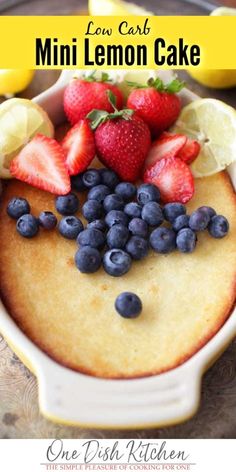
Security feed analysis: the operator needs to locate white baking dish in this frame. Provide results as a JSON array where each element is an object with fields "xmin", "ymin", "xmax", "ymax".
[{"xmin": 0, "ymin": 70, "xmax": 235, "ymax": 429}]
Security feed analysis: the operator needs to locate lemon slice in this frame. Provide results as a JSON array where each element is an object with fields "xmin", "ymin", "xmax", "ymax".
[
  {"xmin": 172, "ymin": 98, "xmax": 236, "ymax": 178},
  {"xmin": 88, "ymin": 0, "xmax": 153, "ymax": 15},
  {"xmin": 0, "ymin": 98, "xmax": 54, "ymax": 178},
  {"xmin": 0, "ymin": 70, "xmax": 35, "ymax": 96}
]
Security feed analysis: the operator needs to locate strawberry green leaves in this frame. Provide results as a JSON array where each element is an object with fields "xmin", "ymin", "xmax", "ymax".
[
  {"xmin": 81, "ymin": 70, "xmax": 113, "ymax": 83},
  {"xmin": 164, "ymin": 79, "xmax": 185, "ymax": 93},
  {"xmin": 87, "ymin": 90, "xmax": 134, "ymax": 130},
  {"xmin": 126, "ymin": 77, "xmax": 185, "ymax": 94}
]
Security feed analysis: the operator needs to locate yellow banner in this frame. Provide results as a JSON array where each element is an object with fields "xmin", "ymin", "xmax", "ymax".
[{"xmin": 0, "ymin": 16, "xmax": 235, "ymax": 69}]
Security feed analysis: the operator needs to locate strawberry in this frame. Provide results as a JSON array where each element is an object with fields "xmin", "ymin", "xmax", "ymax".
[
  {"xmin": 10, "ymin": 134, "xmax": 71, "ymax": 195},
  {"xmin": 144, "ymin": 132, "xmax": 187, "ymax": 170},
  {"xmin": 88, "ymin": 92, "xmax": 151, "ymax": 182},
  {"xmin": 61, "ymin": 119, "xmax": 96, "ymax": 175},
  {"xmin": 144, "ymin": 132, "xmax": 200, "ymax": 170},
  {"xmin": 177, "ymin": 137, "xmax": 200, "ymax": 164},
  {"xmin": 143, "ymin": 156, "xmax": 194, "ymax": 204},
  {"xmin": 127, "ymin": 78, "xmax": 184, "ymax": 137},
  {"xmin": 64, "ymin": 72, "xmax": 123, "ymax": 125}
]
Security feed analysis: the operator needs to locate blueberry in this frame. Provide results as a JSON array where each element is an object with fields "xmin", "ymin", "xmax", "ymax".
[
  {"xmin": 103, "ymin": 194, "xmax": 124, "ymax": 213},
  {"xmin": 115, "ymin": 182, "xmax": 136, "ymax": 202},
  {"xmin": 124, "ymin": 202, "xmax": 142, "ymax": 219},
  {"xmin": 55, "ymin": 193, "xmax": 79, "ymax": 215},
  {"xmin": 77, "ymin": 228, "xmax": 105, "ymax": 249},
  {"xmin": 87, "ymin": 219, "xmax": 107, "ymax": 232},
  {"xmin": 100, "ymin": 168, "xmax": 120, "ymax": 189},
  {"xmin": 16, "ymin": 214, "xmax": 39, "ymax": 238},
  {"xmin": 82, "ymin": 168, "xmax": 101, "ymax": 188},
  {"xmin": 208, "ymin": 215, "xmax": 229, "ymax": 239},
  {"xmin": 141, "ymin": 202, "xmax": 164, "ymax": 227},
  {"xmin": 126, "ymin": 236, "xmax": 149, "ymax": 260},
  {"xmin": 58, "ymin": 216, "xmax": 83, "ymax": 240},
  {"xmin": 198, "ymin": 206, "xmax": 216, "ymax": 220},
  {"xmin": 137, "ymin": 183, "xmax": 160, "ymax": 205},
  {"xmin": 150, "ymin": 227, "xmax": 176, "ymax": 254},
  {"xmin": 106, "ymin": 224, "xmax": 129, "ymax": 249},
  {"xmin": 71, "ymin": 173, "xmax": 87, "ymax": 192},
  {"xmin": 189, "ymin": 208, "xmax": 210, "ymax": 231},
  {"xmin": 38, "ymin": 211, "xmax": 57, "ymax": 230},
  {"xmin": 115, "ymin": 292, "xmax": 142, "ymax": 318},
  {"xmin": 88, "ymin": 184, "xmax": 111, "ymax": 203},
  {"xmin": 103, "ymin": 249, "xmax": 131, "ymax": 277},
  {"xmin": 82, "ymin": 200, "xmax": 103, "ymax": 222},
  {"xmin": 7, "ymin": 197, "xmax": 30, "ymax": 219},
  {"xmin": 172, "ymin": 214, "xmax": 190, "ymax": 232},
  {"xmin": 163, "ymin": 203, "xmax": 186, "ymax": 223},
  {"xmin": 105, "ymin": 210, "xmax": 129, "ymax": 228},
  {"xmin": 176, "ymin": 228, "xmax": 197, "ymax": 253},
  {"xmin": 128, "ymin": 218, "xmax": 149, "ymax": 239},
  {"xmin": 75, "ymin": 246, "xmax": 101, "ymax": 273}
]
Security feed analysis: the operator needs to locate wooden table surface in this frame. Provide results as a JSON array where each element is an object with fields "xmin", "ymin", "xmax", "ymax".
[{"xmin": 0, "ymin": 0, "xmax": 236, "ymax": 439}]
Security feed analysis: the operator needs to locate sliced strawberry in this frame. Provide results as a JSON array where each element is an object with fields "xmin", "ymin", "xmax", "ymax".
[
  {"xmin": 143, "ymin": 156, "xmax": 194, "ymax": 204},
  {"xmin": 177, "ymin": 138, "xmax": 200, "ymax": 164},
  {"xmin": 62, "ymin": 119, "xmax": 96, "ymax": 175},
  {"xmin": 10, "ymin": 134, "xmax": 71, "ymax": 195},
  {"xmin": 144, "ymin": 132, "xmax": 187, "ymax": 170}
]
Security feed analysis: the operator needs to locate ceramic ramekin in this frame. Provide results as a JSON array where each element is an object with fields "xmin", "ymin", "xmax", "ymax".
[{"xmin": 0, "ymin": 70, "xmax": 235, "ymax": 429}]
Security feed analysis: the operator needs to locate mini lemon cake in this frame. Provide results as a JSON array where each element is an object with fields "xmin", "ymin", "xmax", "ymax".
[{"xmin": 0, "ymin": 172, "xmax": 235, "ymax": 378}]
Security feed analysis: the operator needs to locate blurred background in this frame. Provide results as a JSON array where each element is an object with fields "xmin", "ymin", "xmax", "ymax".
[{"xmin": 0, "ymin": 0, "xmax": 235, "ymax": 15}]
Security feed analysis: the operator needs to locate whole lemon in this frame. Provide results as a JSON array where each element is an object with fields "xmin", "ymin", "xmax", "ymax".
[
  {"xmin": 188, "ymin": 69, "xmax": 236, "ymax": 89},
  {"xmin": 0, "ymin": 69, "xmax": 35, "ymax": 96}
]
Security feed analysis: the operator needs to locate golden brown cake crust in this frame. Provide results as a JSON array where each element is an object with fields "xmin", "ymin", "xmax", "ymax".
[{"xmin": 0, "ymin": 172, "xmax": 236, "ymax": 379}]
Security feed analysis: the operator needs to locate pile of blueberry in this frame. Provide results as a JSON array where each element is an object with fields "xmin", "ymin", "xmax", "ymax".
[
  {"xmin": 6, "ymin": 168, "xmax": 230, "ymax": 318},
  {"xmin": 7, "ymin": 167, "xmax": 229, "ymax": 280}
]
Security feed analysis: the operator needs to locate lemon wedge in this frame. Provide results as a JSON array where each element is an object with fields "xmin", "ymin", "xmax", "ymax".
[
  {"xmin": 0, "ymin": 98, "xmax": 54, "ymax": 178},
  {"xmin": 172, "ymin": 98, "xmax": 236, "ymax": 178},
  {"xmin": 88, "ymin": 0, "xmax": 153, "ymax": 15},
  {"xmin": 0, "ymin": 70, "xmax": 35, "ymax": 96}
]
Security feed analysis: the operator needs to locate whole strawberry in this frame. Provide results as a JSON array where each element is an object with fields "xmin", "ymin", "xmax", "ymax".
[
  {"xmin": 64, "ymin": 72, "xmax": 123, "ymax": 125},
  {"xmin": 127, "ymin": 77, "xmax": 184, "ymax": 137},
  {"xmin": 88, "ymin": 92, "xmax": 151, "ymax": 182}
]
